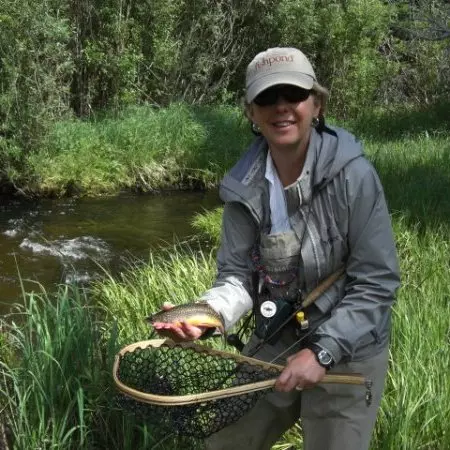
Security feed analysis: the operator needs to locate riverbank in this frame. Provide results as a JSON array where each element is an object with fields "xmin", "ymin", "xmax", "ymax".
[
  {"xmin": 5, "ymin": 102, "xmax": 449, "ymax": 199},
  {"xmin": 8, "ymin": 104, "xmax": 251, "ymax": 197}
]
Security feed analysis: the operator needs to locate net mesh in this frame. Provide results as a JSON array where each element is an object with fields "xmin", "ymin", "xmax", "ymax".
[{"xmin": 115, "ymin": 343, "xmax": 281, "ymax": 438}]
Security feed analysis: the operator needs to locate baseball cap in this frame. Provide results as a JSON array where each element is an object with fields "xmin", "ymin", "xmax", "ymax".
[{"xmin": 245, "ymin": 47, "xmax": 317, "ymax": 103}]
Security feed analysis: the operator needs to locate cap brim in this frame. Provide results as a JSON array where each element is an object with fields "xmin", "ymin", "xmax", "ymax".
[{"xmin": 246, "ymin": 72, "xmax": 315, "ymax": 103}]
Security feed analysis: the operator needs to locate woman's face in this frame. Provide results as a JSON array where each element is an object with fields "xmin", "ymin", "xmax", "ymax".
[{"xmin": 248, "ymin": 85, "xmax": 321, "ymax": 152}]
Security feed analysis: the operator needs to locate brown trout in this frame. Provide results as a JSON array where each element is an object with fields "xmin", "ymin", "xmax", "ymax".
[{"xmin": 146, "ymin": 302, "xmax": 225, "ymax": 333}]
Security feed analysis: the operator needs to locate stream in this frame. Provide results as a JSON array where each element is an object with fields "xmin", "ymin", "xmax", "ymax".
[{"xmin": 0, "ymin": 191, "xmax": 220, "ymax": 315}]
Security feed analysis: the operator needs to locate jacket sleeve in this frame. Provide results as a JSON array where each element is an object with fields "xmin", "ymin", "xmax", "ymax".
[
  {"xmin": 314, "ymin": 164, "xmax": 401, "ymax": 363},
  {"xmin": 198, "ymin": 201, "xmax": 256, "ymax": 330}
]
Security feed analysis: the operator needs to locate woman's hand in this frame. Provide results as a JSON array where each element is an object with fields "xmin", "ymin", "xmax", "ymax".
[
  {"xmin": 151, "ymin": 302, "xmax": 207, "ymax": 342},
  {"xmin": 274, "ymin": 348, "xmax": 326, "ymax": 392}
]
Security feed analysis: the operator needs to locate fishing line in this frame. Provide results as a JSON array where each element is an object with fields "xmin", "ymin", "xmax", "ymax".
[{"xmin": 268, "ymin": 314, "xmax": 330, "ymax": 365}]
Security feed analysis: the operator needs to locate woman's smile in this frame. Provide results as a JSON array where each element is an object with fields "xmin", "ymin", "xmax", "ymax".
[{"xmin": 272, "ymin": 120, "xmax": 296, "ymax": 128}]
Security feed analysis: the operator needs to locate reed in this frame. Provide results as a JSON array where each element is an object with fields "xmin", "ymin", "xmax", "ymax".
[
  {"xmin": 0, "ymin": 282, "xmax": 204, "ymax": 449},
  {"xmin": 374, "ymin": 221, "xmax": 450, "ymax": 449},
  {"xmin": 94, "ymin": 243, "xmax": 217, "ymax": 345},
  {"xmin": 1, "ymin": 214, "xmax": 449, "ymax": 448},
  {"xmin": 0, "ymin": 286, "xmax": 97, "ymax": 449}
]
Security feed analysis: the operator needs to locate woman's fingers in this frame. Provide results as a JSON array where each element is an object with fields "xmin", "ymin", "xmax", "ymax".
[
  {"xmin": 274, "ymin": 349, "xmax": 326, "ymax": 392},
  {"xmin": 152, "ymin": 321, "xmax": 206, "ymax": 341},
  {"xmin": 180, "ymin": 321, "xmax": 207, "ymax": 339},
  {"xmin": 274, "ymin": 370, "xmax": 295, "ymax": 392},
  {"xmin": 162, "ymin": 302, "xmax": 175, "ymax": 311}
]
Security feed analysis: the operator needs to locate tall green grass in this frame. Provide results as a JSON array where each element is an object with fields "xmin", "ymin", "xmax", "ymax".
[
  {"xmin": 26, "ymin": 104, "xmax": 251, "ymax": 196},
  {"xmin": 0, "ymin": 284, "xmax": 204, "ymax": 449},
  {"xmin": 374, "ymin": 221, "xmax": 450, "ymax": 450},
  {"xmin": 1, "ymin": 286, "xmax": 101, "ymax": 449},
  {"xmin": 94, "ymin": 244, "xmax": 217, "ymax": 344},
  {"xmin": 1, "ymin": 215, "xmax": 449, "ymax": 449},
  {"xmin": 22, "ymin": 102, "xmax": 450, "ymax": 198}
]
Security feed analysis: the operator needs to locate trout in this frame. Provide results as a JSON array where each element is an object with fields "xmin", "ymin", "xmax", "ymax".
[{"xmin": 146, "ymin": 302, "xmax": 225, "ymax": 333}]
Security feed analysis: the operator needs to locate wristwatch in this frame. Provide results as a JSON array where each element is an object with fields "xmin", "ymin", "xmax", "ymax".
[{"xmin": 308, "ymin": 344, "xmax": 334, "ymax": 370}]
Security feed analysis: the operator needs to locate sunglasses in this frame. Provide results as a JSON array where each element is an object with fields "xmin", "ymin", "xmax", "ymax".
[{"xmin": 253, "ymin": 85, "xmax": 311, "ymax": 106}]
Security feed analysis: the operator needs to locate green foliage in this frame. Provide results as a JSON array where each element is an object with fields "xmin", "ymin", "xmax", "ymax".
[
  {"xmin": 136, "ymin": 0, "xmax": 274, "ymax": 105},
  {"xmin": 274, "ymin": 0, "xmax": 395, "ymax": 116},
  {"xmin": 0, "ymin": 0, "xmax": 73, "ymax": 168},
  {"xmin": 68, "ymin": 0, "xmax": 143, "ymax": 114},
  {"xmin": 386, "ymin": 0, "xmax": 450, "ymax": 105}
]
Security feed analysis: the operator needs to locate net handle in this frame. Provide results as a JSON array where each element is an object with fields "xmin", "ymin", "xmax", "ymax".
[{"xmin": 113, "ymin": 339, "xmax": 369, "ymax": 406}]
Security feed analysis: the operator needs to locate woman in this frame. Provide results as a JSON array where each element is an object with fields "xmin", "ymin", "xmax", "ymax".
[{"xmin": 154, "ymin": 47, "xmax": 400, "ymax": 450}]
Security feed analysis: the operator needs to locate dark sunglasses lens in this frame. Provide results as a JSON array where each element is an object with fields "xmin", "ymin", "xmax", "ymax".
[
  {"xmin": 254, "ymin": 86, "xmax": 310, "ymax": 106},
  {"xmin": 284, "ymin": 87, "xmax": 310, "ymax": 103},
  {"xmin": 254, "ymin": 88, "xmax": 278, "ymax": 106}
]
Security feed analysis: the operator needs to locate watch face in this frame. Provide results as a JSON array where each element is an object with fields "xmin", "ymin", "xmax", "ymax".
[{"xmin": 318, "ymin": 350, "xmax": 333, "ymax": 366}]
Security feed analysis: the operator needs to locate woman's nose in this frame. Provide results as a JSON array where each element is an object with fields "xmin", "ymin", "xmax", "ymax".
[{"xmin": 274, "ymin": 96, "xmax": 290, "ymax": 110}]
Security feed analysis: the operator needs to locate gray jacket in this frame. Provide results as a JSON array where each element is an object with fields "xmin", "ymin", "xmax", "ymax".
[{"xmin": 200, "ymin": 126, "xmax": 400, "ymax": 363}]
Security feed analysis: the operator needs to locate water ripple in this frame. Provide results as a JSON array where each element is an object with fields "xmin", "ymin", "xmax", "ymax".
[{"xmin": 19, "ymin": 236, "xmax": 111, "ymax": 261}]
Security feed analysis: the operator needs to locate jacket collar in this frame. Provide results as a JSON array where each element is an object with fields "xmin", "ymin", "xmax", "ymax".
[{"xmin": 219, "ymin": 126, "xmax": 363, "ymax": 224}]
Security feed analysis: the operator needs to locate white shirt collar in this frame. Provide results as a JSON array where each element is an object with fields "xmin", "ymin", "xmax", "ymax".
[
  {"xmin": 265, "ymin": 150, "xmax": 277, "ymax": 185},
  {"xmin": 264, "ymin": 150, "xmax": 291, "ymax": 234}
]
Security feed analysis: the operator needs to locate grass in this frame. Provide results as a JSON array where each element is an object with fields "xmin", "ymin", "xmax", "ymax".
[
  {"xmin": 190, "ymin": 206, "xmax": 223, "ymax": 247},
  {"xmin": 0, "ymin": 286, "xmax": 102, "ymax": 449},
  {"xmin": 24, "ymin": 104, "xmax": 252, "ymax": 196},
  {"xmin": 0, "ymin": 283, "xmax": 200, "ymax": 449},
  {"xmin": 93, "ymin": 243, "xmax": 218, "ymax": 344},
  {"xmin": 1, "ymin": 102, "xmax": 450, "ymax": 449},
  {"xmin": 2, "ymin": 215, "xmax": 448, "ymax": 449},
  {"xmin": 374, "ymin": 221, "xmax": 450, "ymax": 450},
  {"xmin": 19, "ymin": 101, "xmax": 450, "ymax": 199}
]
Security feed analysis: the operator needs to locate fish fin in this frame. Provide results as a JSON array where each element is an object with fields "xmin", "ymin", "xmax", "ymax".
[
  {"xmin": 199, "ymin": 328, "xmax": 216, "ymax": 340},
  {"xmin": 186, "ymin": 318, "xmax": 224, "ymax": 330}
]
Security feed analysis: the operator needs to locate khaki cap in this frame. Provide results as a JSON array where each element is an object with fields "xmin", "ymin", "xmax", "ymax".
[{"xmin": 245, "ymin": 47, "xmax": 317, "ymax": 103}]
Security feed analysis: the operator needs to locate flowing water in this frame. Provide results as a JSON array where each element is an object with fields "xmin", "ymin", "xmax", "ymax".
[{"xmin": 0, "ymin": 191, "xmax": 220, "ymax": 315}]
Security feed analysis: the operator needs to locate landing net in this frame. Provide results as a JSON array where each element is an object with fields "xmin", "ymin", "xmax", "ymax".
[
  {"xmin": 113, "ymin": 339, "xmax": 282, "ymax": 438},
  {"xmin": 113, "ymin": 339, "xmax": 370, "ymax": 439}
]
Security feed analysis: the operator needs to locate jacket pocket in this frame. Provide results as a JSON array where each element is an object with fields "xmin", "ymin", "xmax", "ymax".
[{"xmin": 352, "ymin": 330, "xmax": 380, "ymax": 360}]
